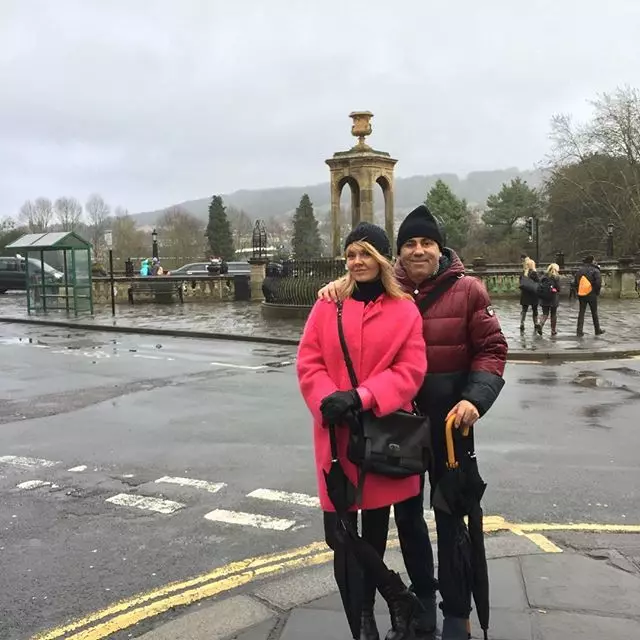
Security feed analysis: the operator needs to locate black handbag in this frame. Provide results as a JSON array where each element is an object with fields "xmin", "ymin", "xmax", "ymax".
[{"xmin": 336, "ymin": 302, "xmax": 432, "ymax": 483}]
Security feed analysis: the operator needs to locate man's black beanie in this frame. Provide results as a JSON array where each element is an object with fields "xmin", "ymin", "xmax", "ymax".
[
  {"xmin": 344, "ymin": 222, "xmax": 391, "ymax": 258},
  {"xmin": 396, "ymin": 204, "xmax": 444, "ymax": 253}
]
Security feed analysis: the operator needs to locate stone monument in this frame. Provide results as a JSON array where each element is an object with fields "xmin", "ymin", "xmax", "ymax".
[{"xmin": 326, "ymin": 111, "xmax": 398, "ymax": 257}]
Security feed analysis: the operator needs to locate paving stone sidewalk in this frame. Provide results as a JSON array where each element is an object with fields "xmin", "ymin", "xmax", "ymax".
[{"xmin": 140, "ymin": 535, "xmax": 640, "ymax": 640}]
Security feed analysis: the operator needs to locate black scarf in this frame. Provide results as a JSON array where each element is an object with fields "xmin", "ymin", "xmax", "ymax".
[{"xmin": 352, "ymin": 279, "xmax": 385, "ymax": 304}]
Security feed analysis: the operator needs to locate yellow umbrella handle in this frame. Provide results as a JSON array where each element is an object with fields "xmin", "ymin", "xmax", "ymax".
[{"xmin": 445, "ymin": 415, "xmax": 471, "ymax": 469}]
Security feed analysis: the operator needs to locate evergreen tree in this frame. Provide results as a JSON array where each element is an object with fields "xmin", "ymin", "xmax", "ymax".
[
  {"xmin": 206, "ymin": 195, "xmax": 234, "ymax": 260},
  {"xmin": 425, "ymin": 179, "xmax": 470, "ymax": 250},
  {"xmin": 292, "ymin": 194, "xmax": 322, "ymax": 259},
  {"xmin": 483, "ymin": 178, "xmax": 543, "ymax": 240}
]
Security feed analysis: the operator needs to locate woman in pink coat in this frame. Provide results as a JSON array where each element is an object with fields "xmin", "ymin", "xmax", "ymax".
[{"xmin": 297, "ymin": 222, "xmax": 427, "ymax": 640}]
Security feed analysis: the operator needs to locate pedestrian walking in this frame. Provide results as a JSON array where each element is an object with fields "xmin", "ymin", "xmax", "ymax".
[
  {"xmin": 575, "ymin": 255, "xmax": 604, "ymax": 336},
  {"xmin": 538, "ymin": 263, "xmax": 561, "ymax": 336},
  {"xmin": 519, "ymin": 257, "xmax": 540, "ymax": 333},
  {"xmin": 298, "ymin": 222, "xmax": 428, "ymax": 640},
  {"xmin": 318, "ymin": 206, "xmax": 507, "ymax": 640}
]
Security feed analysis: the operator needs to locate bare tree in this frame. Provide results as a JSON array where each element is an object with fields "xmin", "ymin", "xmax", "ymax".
[
  {"xmin": 19, "ymin": 198, "xmax": 53, "ymax": 232},
  {"xmin": 157, "ymin": 206, "xmax": 206, "ymax": 263},
  {"xmin": 54, "ymin": 197, "xmax": 83, "ymax": 231},
  {"xmin": 113, "ymin": 205, "xmax": 129, "ymax": 218},
  {"xmin": 86, "ymin": 193, "xmax": 111, "ymax": 256},
  {"xmin": 112, "ymin": 213, "xmax": 147, "ymax": 264},
  {"xmin": 227, "ymin": 206, "xmax": 254, "ymax": 253}
]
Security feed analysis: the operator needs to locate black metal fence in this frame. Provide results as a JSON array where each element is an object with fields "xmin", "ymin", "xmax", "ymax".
[
  {"xmin": 263, "ymin": 259, "xmax": 346, "ymax": 306},
  {"xmin": 266, "ymin": 259, "xmax": 346, "ymax": 279}
]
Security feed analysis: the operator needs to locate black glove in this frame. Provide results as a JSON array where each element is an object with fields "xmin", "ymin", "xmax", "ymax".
[{"xmin": 320, "ymin": 390, "xmax": 362, "ymax": 424}]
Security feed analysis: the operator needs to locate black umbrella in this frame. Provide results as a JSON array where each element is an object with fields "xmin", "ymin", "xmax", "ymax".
[
  {"xmin": 324, "ymin": 423, "xmax": 416, "ymax": 638},
  {"xmin": 432, "ymin": 416, "xmax": 489, "ymax": 640},
  {"xmin": 323, "ymin": 423, "xmax": 362, "ymax": 639}
]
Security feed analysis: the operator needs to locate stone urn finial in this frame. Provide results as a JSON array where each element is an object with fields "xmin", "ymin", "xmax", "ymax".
[{"xmin": 349, "ymin": 111, "xmax": 373, "ymax": 150}]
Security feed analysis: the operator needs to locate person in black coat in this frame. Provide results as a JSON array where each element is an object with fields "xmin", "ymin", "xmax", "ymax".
[
  {"xmin": 519, "ymin": 257, "xmax": 541, "ymax": 333},
  {"xmin": 538, "ymin": 263, "xmax": 561, "ymax": 336},
  {"xmin": 575, "ymin": 255, "xmax": 604, "ymax": 336}
]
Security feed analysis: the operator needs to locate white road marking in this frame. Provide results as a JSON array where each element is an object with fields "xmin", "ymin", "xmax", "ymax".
[
  {"xmin": 0, "ymin": 455, "xmax": 59, "ymax": 468},
  {"xmin": 204, "ymin": 509, "xmax": 296, "ymax": 531},
  {"xmin": 133, "ymin": 354, "xmax": 165, "ymax": 361},
  {"xmin": 155, "ymin": 476, "xmax": 226, "ymax": 494},
  {"xmin": 16, "ymin": 480, "xmax": 54, "ymax": 490},
  {"xmin": 68, "ymin": 465, "xmax": 88, "ymax": 472},
  {"xmin": 105, "ymin": 493, "xmax": 184, "ymax": 514},
  {"xmin": 209, "ymin": 361, "xmax": 265, "ymax": 370},
  {"xmin": 247, "ymin": 488, "xmax": 320, "ymax": 508}
]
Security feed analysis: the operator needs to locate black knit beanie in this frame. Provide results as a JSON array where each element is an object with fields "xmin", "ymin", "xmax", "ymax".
[
  {"xmin": 344, "ymin": 222, "xmax": 391, "ymax": 258},
  {"xmin": 396, "ymin": 204, "xmax": 444, "ymax": 253}
]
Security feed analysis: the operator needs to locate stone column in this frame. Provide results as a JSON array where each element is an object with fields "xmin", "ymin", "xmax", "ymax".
[
  {"xmin": 331, "ymin": 182, "xmax": 342, "ymax": 258},
  {"xmin": 619, "ymin": 257, "xmax": 637, "ymax": 299},
  {"xmin": 248, "ymin": 259, "xmax": 267, "ymax": 302},
  {"xmin": 359, "ymin": 182, "xmax": 374, "ymax": 223},
  {"xmin": 383, "ymin": 182, "xmax": 394, "ymax": 253}
]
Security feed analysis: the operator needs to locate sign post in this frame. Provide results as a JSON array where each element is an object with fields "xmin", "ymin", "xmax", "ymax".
[{"xmin": 104, "ymin": 230, "xmax": 115, "ymax": 316}]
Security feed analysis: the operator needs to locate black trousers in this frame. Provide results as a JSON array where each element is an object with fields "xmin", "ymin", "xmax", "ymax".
[
  {"xmin": 577, "ymin": 296, "xmax": 601, "ymax": 334},
  {"xmin": 394, "ymin": 475, "xmax": 471, "ymax": 619},
  {"xmin": 324, "ymin": 507, "xmax": 391, "ymax": 609}
]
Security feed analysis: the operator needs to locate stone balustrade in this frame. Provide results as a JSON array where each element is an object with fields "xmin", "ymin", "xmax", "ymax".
[{"xmin": 92, "ymin": 275, "xmax": 248, "ymax": 305}]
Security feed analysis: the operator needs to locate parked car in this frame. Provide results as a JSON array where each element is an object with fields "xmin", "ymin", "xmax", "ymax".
[
  {"xmin": 167, "ymin": 262, "xmax": 212, "ymax": 276},
  {"xmin": 0, "ymin": 256, "xmax": 64, "ymax": 293},
  {"xmin": 167, "ymin": 261, "xmax": 250, "ymax": 276}
]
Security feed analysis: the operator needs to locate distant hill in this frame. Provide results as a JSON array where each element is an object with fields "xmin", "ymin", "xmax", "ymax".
[{"xmin": 132, "ymin": 167, "xmax": 543, "ymax": 225}]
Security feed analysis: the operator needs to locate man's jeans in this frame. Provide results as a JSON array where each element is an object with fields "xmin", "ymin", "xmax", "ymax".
[
  {"xmin": 577, "ymin": 296, "xmax": 601, "ymax": 334},
  {"xmin": 394, "ymin": 474, "xmax": 472, "ymax": 619}
]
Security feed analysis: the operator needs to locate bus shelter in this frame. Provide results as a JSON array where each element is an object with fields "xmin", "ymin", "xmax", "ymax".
[{"xmin": 5, "ymin": 232, "xmax": 94, "ymax": 315}]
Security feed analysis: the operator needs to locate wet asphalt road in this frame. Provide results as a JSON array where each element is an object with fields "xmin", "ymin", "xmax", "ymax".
[{"xmin": 1, "ymin": 322, "xmax": 640, "ymax": 639}]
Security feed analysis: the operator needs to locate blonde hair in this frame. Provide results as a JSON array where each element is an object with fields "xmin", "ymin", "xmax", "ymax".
[
  {"xmin": 523, "ymin": 257, "xmax": 536, "ymax": 275},
  {"xmin": 337, "ymin": 240, "xmax": 411, "ymax": 300},
  {"xmin": 547, "ymin": 263, "xmax": 560, "ymax": 278}
]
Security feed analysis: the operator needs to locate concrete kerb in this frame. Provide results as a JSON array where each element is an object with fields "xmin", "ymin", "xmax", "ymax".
[{"xmin": 2, "ymin": 316, "xmax": 640, "ymax": 363}]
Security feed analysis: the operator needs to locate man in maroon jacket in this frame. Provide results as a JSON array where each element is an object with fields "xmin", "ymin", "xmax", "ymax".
[{"xmin": 319, "ymin": 205, "xmax": 507, "ymax": 640}]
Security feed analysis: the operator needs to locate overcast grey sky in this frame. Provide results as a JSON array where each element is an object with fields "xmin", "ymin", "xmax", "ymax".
[{"xmin": 2, "ymin": 0, "xmax": 639, "ymax": 216}]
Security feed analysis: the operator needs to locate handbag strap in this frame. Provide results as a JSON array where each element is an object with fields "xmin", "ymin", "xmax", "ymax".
[
  {"xmin": 416, "ymin": 273, "xmax": 463, "ymax": 315},
  {"xmin": 336, "ymin": 302, "xmax": 359, "ymax": 388}
]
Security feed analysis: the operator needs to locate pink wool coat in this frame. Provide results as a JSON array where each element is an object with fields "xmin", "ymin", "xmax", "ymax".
[{"xmin": 297, "ymin": 295, "xmax": 427, "ymax": 512}]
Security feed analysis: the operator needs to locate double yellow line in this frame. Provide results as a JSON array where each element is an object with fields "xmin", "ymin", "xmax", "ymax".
[
  {"xmin": 34, "ymin": 517, "xmax": 640, "ymax": 639},
  {"xmin": 33, "ymin": 541, "xmax": 334, "ymax": 640}
]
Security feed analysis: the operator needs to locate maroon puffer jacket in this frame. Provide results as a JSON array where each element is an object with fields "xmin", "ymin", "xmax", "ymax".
[{"xmin": 395, "ymin": 250, "xmax": 507, "ymax": 428}]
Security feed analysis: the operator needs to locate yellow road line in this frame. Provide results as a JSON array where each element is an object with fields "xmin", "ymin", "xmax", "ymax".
[
  {"xmin": 510, "ymin": 528, "xmax": 564, "ymax": 553},
  {"xmin": 33, "ymin": 517, "xmax": 640, "ymax": 640},
  {"xmin": 66, "ymin": 550, "xmax": 335, "ymax": 640},
  {"xmin": 516, "ymin": 522, "xmax": 640, "ymax": 533},
  {"xmin": 33, "ymin": 540, "xmax": 329, "ymax": 640}
]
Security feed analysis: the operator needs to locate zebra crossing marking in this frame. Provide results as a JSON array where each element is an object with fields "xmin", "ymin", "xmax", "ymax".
[
  {"xmin": 155, "ymin": 476, "xmax": 226, "ymax": 494},
  {"xmin": 0, "ymin": 455, "xmax": 59, "ymax": 468},
  {"xmin": 204, "ymin": 508, "xmax": 296, "ymax": 531},
  {"xmin": 247, "ymin": 488, "xmax": 320, "ymax": 508},
  {"xmin": 106, "ymin": 493, "xmax": 184, "ymax": 515},
  {"xmin": 16, "ymin": 480, "xmax": 58, "ymax": 490}
]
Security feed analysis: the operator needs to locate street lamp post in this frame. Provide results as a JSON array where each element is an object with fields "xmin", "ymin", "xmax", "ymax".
[
  {"xmin": 151, "ymin": 229, "xmax": 158, "ymax": 260},
  {"xmin": 606, "ymin": 223, "xmax": 614, "ymax": 258}
]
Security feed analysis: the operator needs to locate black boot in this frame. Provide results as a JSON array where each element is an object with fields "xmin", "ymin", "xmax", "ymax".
[
  {"xmin": 412, "ymin": 591, "xmax": 437, "ymax": 639},
  {"xmin": 441, "ymin": 616, "xmax": 469, "ymax": 640},
  {"xmin": 360, "ymin": 609, "xmax": 380, "ymax": 640},
  {"xmin": 379, "ymin": 571, "xmax": 421, "ymax": 640}
]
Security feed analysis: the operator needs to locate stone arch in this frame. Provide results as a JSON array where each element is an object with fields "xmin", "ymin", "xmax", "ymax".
[{"xmin": 338, "ymin": 176, "xmax": 361, "ymax": 229}]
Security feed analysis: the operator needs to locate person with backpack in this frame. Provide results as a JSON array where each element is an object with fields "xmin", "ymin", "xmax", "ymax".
[
  {"xmin": 317, "ymin": 206, "xmax": 508, "ymax": 640},
  {"xmin": 538, "ymin": 263, "xmax": 561, "ymax": 336},
  {"xmin": 575, "ymin": 255, "xmax": 604, "ymax": 336},
  {"xmin": 519, "ymin": 257, "xmax": 541, "ymax": 333}
]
